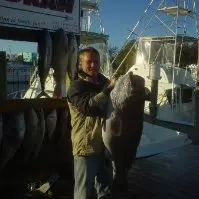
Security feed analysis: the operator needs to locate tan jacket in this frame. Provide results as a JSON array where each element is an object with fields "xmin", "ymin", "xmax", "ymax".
[{"xmin": 67, "ymin": 72, "xmax": 110, "ymax": 156}]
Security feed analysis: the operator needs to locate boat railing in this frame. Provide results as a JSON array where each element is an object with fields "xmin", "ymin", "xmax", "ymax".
[{"xmin": 7, "ymin": 90, "xmax": 27, "ymax": 99}]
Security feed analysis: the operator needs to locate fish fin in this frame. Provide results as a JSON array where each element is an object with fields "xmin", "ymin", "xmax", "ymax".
[{"xmin": 37, "ymin": 91, "xmax": 51, "ymax": 98}]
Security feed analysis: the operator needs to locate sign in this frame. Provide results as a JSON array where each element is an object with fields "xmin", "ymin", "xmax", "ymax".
[
  {"xmin": 22, "ymin": 52, "xmax": 37, "ymax": 63},
  {"xmin": 23, "ymin": 52, "xmax": 32, "ymax": 62},
  {"xmin": 0, "ymin": 0, "xmax": 80, "ymax": 34}
]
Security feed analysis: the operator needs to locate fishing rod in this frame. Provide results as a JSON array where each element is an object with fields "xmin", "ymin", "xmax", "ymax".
[
  {"xmin": 110, "ymin": 0, "xmax": 159, "ymax": 78},
  {"xmin": 111, "ymin": 0, "xmax": 168, "ymax": 79}
]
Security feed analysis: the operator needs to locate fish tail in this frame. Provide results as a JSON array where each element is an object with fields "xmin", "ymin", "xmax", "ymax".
[{"xmin": 37, "ymin": 91, "xmax": 51, "ymax": 98}]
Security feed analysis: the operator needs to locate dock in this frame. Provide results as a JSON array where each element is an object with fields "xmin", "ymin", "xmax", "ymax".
[
  {"xmin": 1, "ymin": 143, "xmax": 199, "ymax": 199},
  {"xmin": 129, "ymin": 144, "xmax": 199, "ymax": 198}
]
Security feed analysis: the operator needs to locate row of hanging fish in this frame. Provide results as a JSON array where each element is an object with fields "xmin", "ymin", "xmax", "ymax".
[
  {"xmin": 37, "ymin": 28, "xmax": 78, "ymax": 99},
  {"xmin": 0, "ymin": 108, "xmax": 59, "ymax": 171}
]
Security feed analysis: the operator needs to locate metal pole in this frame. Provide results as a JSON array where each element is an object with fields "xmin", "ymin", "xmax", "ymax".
[
  {"xmin": 193, "ymin": 36, "xmax": 199, "ymax": 143},
  {"xmin": 0, "ymin": 51, "xmax": 7, "ymax": 100},
  {"xmin": 149, "ymin": 79, "xmax": 158, "ymax": 122}
]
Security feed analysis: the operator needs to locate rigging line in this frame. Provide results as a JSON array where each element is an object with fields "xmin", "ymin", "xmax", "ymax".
[
  {"xmin": 177, "ymin": 14, "xmax": 188, "ymax": 69},
  {"xmin": 152, "ymin": 43, "xmax": 164, "ymax": 65},
  {"xmin": 96, "ymin": 10, "xmax": 105, "ymax": 34},
  {"xmin": 165, "ymin": 18, "xmax": 176, "ymax": 36},
  {"xmin": 154, "ymin": 14, "xmax": 176, "ymax": 35},
  {"xmin": 111, "ymin": 0, "xmax": 165, "ymax": 78},
  {"xmin": 127, "ymin": 0, "xmax": 155, "ymax": 40},
  {"xmin": 171, "ymin": 3, "xmax": 180, "ymax": 112},
  {"xmin": 110, "ymin": 0, "xmax": 156, "ymax": 67},
  {"xmin": 192, "ymin": 0, "xmax": 199, "ymax": 35},
  {"xmin": 147, "ymin": 20, "xmax": 176, "ymax": 29}
]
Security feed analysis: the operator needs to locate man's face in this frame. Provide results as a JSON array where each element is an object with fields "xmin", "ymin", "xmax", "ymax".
[{"xmin": 80, "ymin": 52, "xmax": 100, "ymax": 77}]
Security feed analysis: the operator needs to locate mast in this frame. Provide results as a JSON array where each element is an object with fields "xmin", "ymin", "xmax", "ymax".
[
  {"xmin": 112, "ymin": 0, "xmax": 198, "ymax": 126},
  {"xmin": 80, "ymin": 0, "xmax": 112, "ymax": 77},
  {"xmin": 194, "ymin": 35, "xmax": 199, "ymax": 143},
  {"xmin": 80, "ymin": 0, "xmax": 106, "ymax": 41},
  {"xmin": 147, "ymin": 0, "xmax": 198, "ymax": 122}
]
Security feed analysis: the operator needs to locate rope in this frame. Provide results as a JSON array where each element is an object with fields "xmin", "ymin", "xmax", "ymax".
[
  {"xmin": 110, "ymin": 0, "xmax": 156, "ymax": 68},
  {"xmin": 111, "ymin": 0, "xmax": 166, "ymax": 78}
]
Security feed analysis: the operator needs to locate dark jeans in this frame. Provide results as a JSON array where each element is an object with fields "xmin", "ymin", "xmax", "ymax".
[{"xmin": 73, "ymin": 153, "xmax": 112, "ymax": 199}]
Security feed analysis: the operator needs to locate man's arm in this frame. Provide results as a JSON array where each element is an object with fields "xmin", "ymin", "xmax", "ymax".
[{"xmin": 67, "ymin": 81, "xmax": 113, "ymax": 117}]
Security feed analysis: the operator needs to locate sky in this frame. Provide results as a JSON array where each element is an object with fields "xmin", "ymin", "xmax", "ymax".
[
  {"xmin": 0, "ymin": 0, "xmax": 198, "ymax": 53},
  {"xmin": 100, "ymin": 0, "xmax": 150, "ymax": 47}
]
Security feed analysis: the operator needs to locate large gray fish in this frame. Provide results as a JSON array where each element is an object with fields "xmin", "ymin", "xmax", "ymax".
[
  {"xmin": 34, "ymin": 108, "xmax": 46, "ymax": 159},
  {"xmin": 0, "ymin": 114, "xmax": 2, "ymax": 147},
  {"xmin": 37, "ymin": 29, "xmax": 53, "ymax": 98},
  {"xmin": 1, "ymin": 112, "xmax": 26, "ymax": 169},
  {"xmin": 23, "ymin": 108, "xmax": 39, "ymax": 164},
  {"xmin": 66, "ymin": 32, "xmax": 78, "ymax": 89},
  {"xmin": 52, "ymin": 28, "xmax": 69, "ymax": 98},
  {"xmin": 45, "ymin": 109, "xmax": 57, "ymax": 141},
  {"xmin": 102, "ymin": 72, "xmax": 146, "ymax": 194}
]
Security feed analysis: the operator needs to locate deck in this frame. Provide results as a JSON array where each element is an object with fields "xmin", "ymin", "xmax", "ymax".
[
  {"xmin": 129, "ymin": 144, "xmax": 199, "ymax": 198},
  {"xmin": 1, "ymin": 144, "xmax": 199, "ymax": 199}
]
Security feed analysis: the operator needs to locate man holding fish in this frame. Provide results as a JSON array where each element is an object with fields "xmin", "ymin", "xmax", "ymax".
[
  {"xmin": 67, "ymin": 46, "xmax": 147, "ymax": 199},
  {"xmin": 67, "ymin": 47, "xmax": 115, "ymax": 199}
]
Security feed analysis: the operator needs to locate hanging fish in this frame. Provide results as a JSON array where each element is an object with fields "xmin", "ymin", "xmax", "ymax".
[
  {"xmin": 37, "ymin": 29, "xmax": 53, "ymax": 98},
  {"xmin": 45, "ymin": 109, "xmax": 57, "ymax": 141},
  {"xmin": 22, "ymin": 108, "xmax": 39, "ymax": 164},
  {"xmin": 51, "ymin": 28, "xmax": 69, "ymax": 98},
  {"xmin": 1, "ymin": 112, "xmax": 26, "ymax": 169},
  {"xmin": 0, "ymin": 114, "xmax": 2, "ymax": 147},
  {"xmin": 66, "ymin": 32, "xmax": 78, "ymax": 89},
  {"xmin": 34, "ymin": 108, "xmax": 46, "ymax": 159}
]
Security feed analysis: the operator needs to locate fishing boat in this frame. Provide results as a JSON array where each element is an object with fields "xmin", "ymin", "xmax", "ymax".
[
  {"xmin": 80, "ymin": 0, "xmax": 112, "ymax": 77},
  {"xmin": 112, "ymin": 0, "xmax": 198, "ymax": 157}
]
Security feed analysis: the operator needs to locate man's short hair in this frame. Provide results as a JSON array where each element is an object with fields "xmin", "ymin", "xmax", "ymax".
[{"xmin": 79, "ymin": 47, "xmax": 100, "ymax": 61}]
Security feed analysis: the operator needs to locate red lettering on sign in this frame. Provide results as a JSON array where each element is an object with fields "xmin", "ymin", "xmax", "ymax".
[
  {"xmin": 6, "ymin": 0, "xmax": 20, "ymax": 2},
  {"xmin": 5, "ymin": 0, "xmax": 75, "ymax": 13}
]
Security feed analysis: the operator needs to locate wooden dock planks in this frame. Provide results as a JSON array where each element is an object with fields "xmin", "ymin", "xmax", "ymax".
[{"xmin": 1, "ymin": 144, "xmax": 199, "ymax": 198}]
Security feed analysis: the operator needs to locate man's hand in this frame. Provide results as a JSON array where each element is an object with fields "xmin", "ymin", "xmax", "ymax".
[{"xmin": 107, "ymin": 78, "xmax": 117, "ymax": 90}]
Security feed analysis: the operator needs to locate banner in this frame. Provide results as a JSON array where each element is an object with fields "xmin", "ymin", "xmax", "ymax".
[{"xmin": 0, "ymin": 0, "xmax": 80, "ymax": 33}]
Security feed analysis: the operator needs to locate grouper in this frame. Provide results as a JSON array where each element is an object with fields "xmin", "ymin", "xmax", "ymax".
[
  {"xmin": 37, "ymin": 29, "xmax": 53, "ymax": 98},
  {"xmin": 0, "ymin": 114, "xmax": 2, "ymax": 147},
  {"xmin": 23, "ymin": 108, "xmax": 39, "ymax": 164},
  {"xmin": 66, "ymin": 32, "xmax": 78, "ymax": 89},
  {"xmin": 52, "ymin": 28, "xmax": 69, "ymax": 98},
  {"xmin": 34, "ymin": 108, "xmax": 46, "ymax": 159},
  {"xmin": 1, "ymin": 112, "xmax": 26, "ymax": 169},
  {"xmin": 102, "ymin": 72, "xmax": 146, "ymax": 194}
]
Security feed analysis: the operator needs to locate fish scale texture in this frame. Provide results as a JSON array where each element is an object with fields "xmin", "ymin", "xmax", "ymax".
[{"xmin": 110, "ymin": 72, "xmax": 145, "ymax": 112}]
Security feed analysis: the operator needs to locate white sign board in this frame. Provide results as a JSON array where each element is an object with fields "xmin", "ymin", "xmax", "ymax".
[{"xmin": 0, "ymin": 0, "xmax": 80, "ymax": 34}]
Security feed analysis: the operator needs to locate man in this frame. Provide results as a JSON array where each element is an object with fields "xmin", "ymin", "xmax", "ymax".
[{"xmin": 67, "ymin": 47, "xmax": 115, "ymax": 199}]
